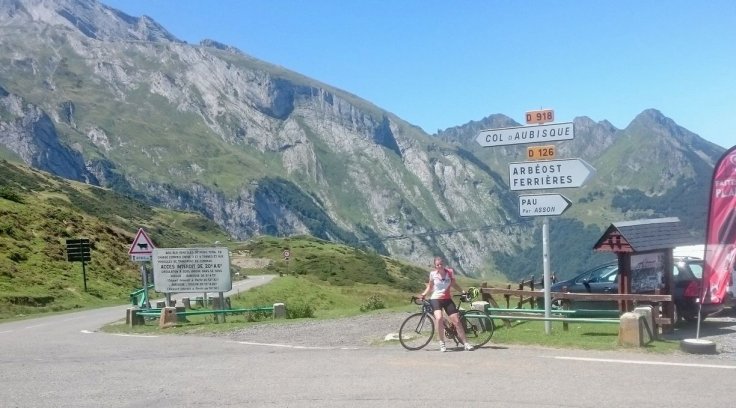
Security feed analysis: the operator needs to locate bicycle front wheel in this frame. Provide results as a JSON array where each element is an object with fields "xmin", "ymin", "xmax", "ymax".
[
  {"xmin": 462, "ymin": 311, "xmax": 494, "ymax": 348},
  {"xmin": 399, "ymin": 312, "xmax": 435, "ymax": 350}
]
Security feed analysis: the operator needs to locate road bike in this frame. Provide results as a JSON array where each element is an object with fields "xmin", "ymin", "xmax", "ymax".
[{"xmin": 398, "ymin": 290, "xmax": 494, "ymax": 350}]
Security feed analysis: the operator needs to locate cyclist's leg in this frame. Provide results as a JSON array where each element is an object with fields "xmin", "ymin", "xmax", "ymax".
[
  {"xmin": 444, "ymin": 301, "xmax": 469, "ymax": 344},
  {"xmin": 430, "ymin": 299, "xmax": 448, "ymax": 344},
  {"xmin": 432, "ymin": 309, "xmax": 445, "ymax": 342}
]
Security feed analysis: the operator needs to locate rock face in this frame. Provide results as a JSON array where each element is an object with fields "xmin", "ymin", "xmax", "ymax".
[{"xmin": 0, "ymin": 0, "xmax": 724, "ymax": 277}]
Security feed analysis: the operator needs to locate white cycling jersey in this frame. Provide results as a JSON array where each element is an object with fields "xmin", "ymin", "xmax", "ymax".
[{"xmin": 429, "ymin": 268, "xmax": 454, "ymax": 300}]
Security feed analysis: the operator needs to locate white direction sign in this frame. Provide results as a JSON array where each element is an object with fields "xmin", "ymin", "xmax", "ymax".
[
  {"xmin": 518, "ymin": 194, "xmax": 572, "ymax": 217},
  {"xmin": 509, "ymin": 158, "xmax": 596, "ymax": 191},
  {"xmin": 476, "ymin": 122, "xmax": 574, "ymax": 147}
]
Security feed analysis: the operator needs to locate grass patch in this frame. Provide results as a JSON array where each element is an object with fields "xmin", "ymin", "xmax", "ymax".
[
  {"xmin": 489, "ymin": 319, "xmax": 680, "ymax": 353},
  {"xmin": 102, "ymin": 275, "xmax": 681, "ymax": 355}
]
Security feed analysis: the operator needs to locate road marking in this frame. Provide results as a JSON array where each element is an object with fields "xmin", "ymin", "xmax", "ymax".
[
  {"xmin": 235, "ymin": 341, "xmax": 358, "ymax": 350},
  {"xmin": 552, "ymin": 356, "xmax": 736, "ymax": 369},
  {"xmin": 82, "ymin": 330, "xmax": 159, "ymax": 338},
  {"xmin": 24, "ymin": 323, "xmax": 49, "ymax": 329},
  {"xmin": 0, "ymin": 330, "xmax": 13, "ymax": 334}
]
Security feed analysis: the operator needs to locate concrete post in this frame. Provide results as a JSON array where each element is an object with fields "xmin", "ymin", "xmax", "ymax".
[
  {"xmin": 273, "ymin": 303, "xmax": 286, "ymax": 319},
  {"xmin": 633, "ymin": 305, "xmax": 655, "ymax": 342},
  {"xmin": 618, "ymin": 312, "xmax": 643, "ymax": 346},
  {"xmin": 126, "ymin": 307, "xmax": 144, "ymax": 327},
  {"xmin": 471, "ymin": 301, "xmax": 489, "ymax": 312},
  {"xmin": 159, "ymin": 307, "xmax": 178, "ymax": 329}
]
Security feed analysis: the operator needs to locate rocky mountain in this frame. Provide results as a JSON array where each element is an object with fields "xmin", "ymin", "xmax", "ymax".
[{"xmin": 0, "ymin": 0, "xmax": 726, "ymax": 281}]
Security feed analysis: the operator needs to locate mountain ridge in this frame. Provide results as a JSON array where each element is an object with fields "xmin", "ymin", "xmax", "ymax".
[{"xmin": 0, "ymin": 0, "xmax": 724, "ymax": 280}]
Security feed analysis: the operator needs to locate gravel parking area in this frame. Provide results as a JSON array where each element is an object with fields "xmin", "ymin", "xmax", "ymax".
[
  {"xmin": 208, "ymin": 311, "xmax": 407, "ymax": 348},
  {"xmin": 662, "ymin": 308, "xmax": 736, "ymax": 359},
  {"xmin": 206, "ymin": 308, "xmax": 736, "ymax": 359}
]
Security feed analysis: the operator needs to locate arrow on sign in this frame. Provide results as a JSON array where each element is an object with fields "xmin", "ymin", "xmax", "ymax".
[
  {"xmin": 476, "ymin": 122, "xmax": 574, "ymax": 147},
  {"xmin": 508, "ymin": 158, "xmax": 596, "ymax": 191},
  {"xmin": 518, "ymin": 194, "xmax": 572, "ymax": 217}
]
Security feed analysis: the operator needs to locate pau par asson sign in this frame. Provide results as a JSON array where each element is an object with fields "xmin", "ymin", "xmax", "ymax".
[{"xmin": 152, "ymin": 247, "xmax": 231, "ymax": 293}]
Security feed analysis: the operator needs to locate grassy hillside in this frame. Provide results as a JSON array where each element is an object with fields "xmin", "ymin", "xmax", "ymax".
[
  {"xmin": 1, "ymin": 160, "xmax": 473, "ymax": 321},
  {"xmin": 0, "ymin": 159, "xmax": 232, "ymax": 320}
]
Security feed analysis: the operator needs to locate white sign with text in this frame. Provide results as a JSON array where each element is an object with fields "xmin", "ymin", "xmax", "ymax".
[
  {"xmin": 476, "ymin": 122, "xmax": 574, "ymax": 147},
  {"xmin": 508, "ymin": 158, "xmax": 596, "ymax": 191},
  {"xmin": 518, "ymin": 193, "xmax": 572, "ymax": 217},
  {"xmin": 152, "ymin": 247, "xmax": 231, "ymax": 293}
]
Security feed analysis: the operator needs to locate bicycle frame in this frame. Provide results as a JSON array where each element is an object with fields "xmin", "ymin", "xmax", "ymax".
[{"xmin": 399, "ymin": 292, "xmax": 494, "ymax": 351}]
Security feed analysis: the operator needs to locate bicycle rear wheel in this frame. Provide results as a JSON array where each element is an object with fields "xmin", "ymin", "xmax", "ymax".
[
  {"xmin": 399, "ymin": 312, "xmax": 435, "ymax": 350},
  {"xmin": 462, "ymin": 311, "xmax": 494, "ymax": 348}
]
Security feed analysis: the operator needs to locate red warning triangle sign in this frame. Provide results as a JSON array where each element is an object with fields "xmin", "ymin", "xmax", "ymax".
[{"xmin": 128, "ymin": 228, "xmax": 155, "ymax": 255}]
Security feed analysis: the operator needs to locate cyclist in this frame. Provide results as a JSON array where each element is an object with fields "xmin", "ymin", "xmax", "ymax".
[{"xmin": 419, "ymin": 256, "xmax": 473, "ymax": 352}]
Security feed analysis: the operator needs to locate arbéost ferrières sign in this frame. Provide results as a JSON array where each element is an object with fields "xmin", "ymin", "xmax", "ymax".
[
  {"xmin": 508, "ymin": 158, "xmax": 596, "ymax": 191},
  {"xmin": 152, "ymin": 247, "xmax": 231, "ymax": 293}
]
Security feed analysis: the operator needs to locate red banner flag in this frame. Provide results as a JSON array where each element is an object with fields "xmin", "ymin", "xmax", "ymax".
[{"xmin": 703, "ymin": 145, "xmax": 736, "ymax": 305}]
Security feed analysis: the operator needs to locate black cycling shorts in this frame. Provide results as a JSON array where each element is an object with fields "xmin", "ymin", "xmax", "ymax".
[{"xmin": 429, "ymin": 298, "xmax": 459, "ymax": 316}]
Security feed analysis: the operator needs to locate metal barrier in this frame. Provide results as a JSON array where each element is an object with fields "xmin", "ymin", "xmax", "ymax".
[
  {"xmin": 484, "ymin": 306, "xmax": 619, "ymax": 327},
  {"xmin": 135, "ymin": 306, "xmax": 274, "ymax": 317},
  {"xmin": 129, "ymin": 285, "xmax": 154, "ymax": 308}
]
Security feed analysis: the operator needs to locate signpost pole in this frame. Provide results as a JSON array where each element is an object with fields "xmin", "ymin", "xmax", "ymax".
[
  {"xmin": 219, "ymin": 291, "xmax": 226, "ymax": 323},
  {"xmin": 140, "ymin": 263, "xmax": 147, "ymax": 301},
  {"xmin": 542, "ymin": 217, "xmax": 551, "ymax": 334},
  {"xmin": 81, "ymin": 259, "xmax": 88, "ymax": 292}
]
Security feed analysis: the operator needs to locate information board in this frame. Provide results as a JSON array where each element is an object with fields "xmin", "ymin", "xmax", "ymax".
[
  {"xmin": 630, "ymin": 252, "xmax": 665, "ymax": 293},
  {"xmin": 152, "ymin": 247, "xmax": 232, "ymax": 293}
]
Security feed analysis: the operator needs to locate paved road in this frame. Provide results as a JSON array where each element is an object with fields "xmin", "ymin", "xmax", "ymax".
[{"xmin": 1, "ymin": 276, "xmax": 735, "ymax": 407}]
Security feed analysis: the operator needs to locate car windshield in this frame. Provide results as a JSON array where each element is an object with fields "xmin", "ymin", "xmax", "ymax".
[{"xmin": 575, "ymin": 264, "xmax": 617, "ymax": 284}]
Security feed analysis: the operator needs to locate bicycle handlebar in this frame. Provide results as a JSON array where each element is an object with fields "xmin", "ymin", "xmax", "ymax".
[{"xmin": 411, "ymin": 287, "xmax": 478, "ymax": 305}]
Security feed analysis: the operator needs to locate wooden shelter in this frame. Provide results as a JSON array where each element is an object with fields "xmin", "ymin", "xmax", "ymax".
[{"xmin": 593, "ymin": 217, "xmax": 697, "ymax": 323}]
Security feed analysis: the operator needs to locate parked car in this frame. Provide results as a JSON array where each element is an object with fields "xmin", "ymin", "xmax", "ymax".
[{"xmin": 544, "ymin": 256, "xmax": 720, "ymax": 324}]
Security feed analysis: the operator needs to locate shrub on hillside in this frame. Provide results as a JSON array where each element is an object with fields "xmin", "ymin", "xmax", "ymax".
[
  {"xmin": 0, "ymin": 185, "xmax": 23, "ymax": 203},
  {"xmin": 286, "ymin": 302, "xmax": 314, "ymax": 319},
  {"xmin": 359, "ymin": 295, "xmax": 385, "ymax": 312}
]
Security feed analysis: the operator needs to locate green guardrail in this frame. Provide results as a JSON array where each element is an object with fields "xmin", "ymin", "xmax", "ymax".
[
  {"xmin": 129, "ymin": 285, "xmax": 155, "ymax": 308},
  {"xmin": 135, "ymin": 306, "xmax": 275, "ymax": 317},
  {"xmin": 569, "ymin": 309, "xmax": 620, "ymax": 318},
  {"xmin": 484, "ymin": 305, "xmax": 620, "ymax": 324},
  {"xmin": 487, "ymin": 315, "xmax": 619, "ymax": 324},
  {"xmin": 485, "ymin": 307, "xmax": 577, "ymax": 315}
]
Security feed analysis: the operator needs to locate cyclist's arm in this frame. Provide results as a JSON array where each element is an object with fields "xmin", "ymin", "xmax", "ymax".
[
  {"xmin": 450, "ymin": 272, "xmax": 465, "ymax": 295},
  {"xmin": 419, "ymin": 279, "xmax": 432, "ymax": 299}
]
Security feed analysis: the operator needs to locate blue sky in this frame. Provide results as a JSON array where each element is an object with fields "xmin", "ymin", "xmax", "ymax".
[{"xmin": 101, "ymin": 0, "xmax": 735, "ymax": 149}]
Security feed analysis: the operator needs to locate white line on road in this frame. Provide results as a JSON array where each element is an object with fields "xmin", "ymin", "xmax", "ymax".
[
  {"xmin": 551, "ymin": 356, "xmax": 736, "ymax": 369},
  {"xmin": 235, "ymin": 341, "xmax": 358, "ymax": 350},
  {"xmin": 81, "ymin": 330, "xmax": 159, "ymax": 338},
  {"xmin": 24, "ymin": 323, "xmax": 49, "ymax": 329}
]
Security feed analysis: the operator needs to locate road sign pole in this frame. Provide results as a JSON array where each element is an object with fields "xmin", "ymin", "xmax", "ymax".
[
  {"xmin": 140, "ymin": 264, "xmax": 149, "ymax": 307},
  {"xmin": 81, "ymin": 259, "xmax": 88, "ymax": 292},
  {"xmin": 543, "ymin": 217, "xmax": 551, "ymax": 335}
]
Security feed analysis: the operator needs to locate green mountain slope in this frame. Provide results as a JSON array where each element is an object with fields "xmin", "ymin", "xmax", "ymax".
[
  {"xmin": 0, "ymin": 159, "xmax": 231, "ymax": 318},
  {"xmin": 0, "ymin": 0, "xmax": 727, "ymax": 285}
]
